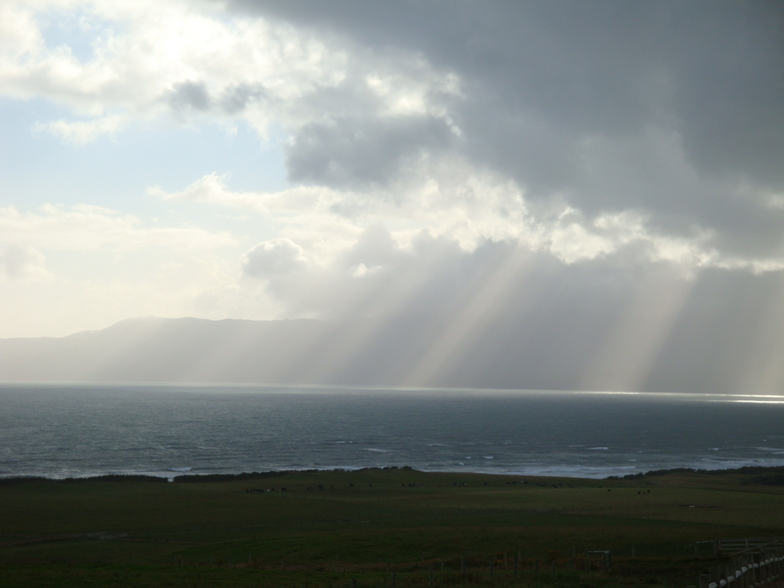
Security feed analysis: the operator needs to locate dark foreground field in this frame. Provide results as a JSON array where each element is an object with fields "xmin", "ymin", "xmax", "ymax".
[{"xmin": 1, "ymin": 467, "xmax": 783, "ymax": 587}]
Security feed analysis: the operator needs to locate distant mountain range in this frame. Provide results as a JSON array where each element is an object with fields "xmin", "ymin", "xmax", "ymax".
[
  {"xmin": 0, "ymin": 317, "xmax": 333, "ymax": 385},
  {"xmin": 0, "ymin": 311, "xmax": 766, "ymax": 394}
]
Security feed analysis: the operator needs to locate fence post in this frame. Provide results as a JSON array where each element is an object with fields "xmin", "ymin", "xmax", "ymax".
[
  {"xmin": 744, "ymin": 556, "xmax": 749, "ymax": 588},
  {"xmin": 767, "ymin": 552, "xmax": 771, "ymax": 583},
  {"xmin": 752, "ymin": 555, "xmax": 758, "ymax": 587},
  {"xmin": 708, "ymin": 566, "xmax": 721, "ymax": 584}
]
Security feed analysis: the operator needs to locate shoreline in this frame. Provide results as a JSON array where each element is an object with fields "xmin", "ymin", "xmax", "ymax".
[{"xmin": 3, "ymin": 463, "xmax": 784, "ymax": 485}]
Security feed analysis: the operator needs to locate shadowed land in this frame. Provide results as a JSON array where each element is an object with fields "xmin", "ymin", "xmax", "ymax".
[{"xmin": 1, "ymin": 467, "xmax": 784, "ymax": 587}]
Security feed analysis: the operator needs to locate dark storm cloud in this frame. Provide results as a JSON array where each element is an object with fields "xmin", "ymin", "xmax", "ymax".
[
  {"xmin": 287, "ymin": 114, "xmax": 453, "ymax": 188},
  {"xmin": 226, "ymin": 0, "xmax": 784, "ymax": 258}
]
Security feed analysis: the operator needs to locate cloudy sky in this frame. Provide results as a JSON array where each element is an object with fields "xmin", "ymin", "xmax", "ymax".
[{"xmin": 1, "ymin": 1, "xmax": 783, "ymax": 391}]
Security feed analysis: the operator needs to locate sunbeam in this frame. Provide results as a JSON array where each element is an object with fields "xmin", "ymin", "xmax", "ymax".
[
  {"xmin": 402, "ymin": 243, "xmax": 534, "ymax": 387},
  {"xmin": 581, "ymin": 265, "xmax": 695, "ymax": 393},
  {"xmin": 736, "ymin": 269, "xmax": 784, "ymax": 395}
]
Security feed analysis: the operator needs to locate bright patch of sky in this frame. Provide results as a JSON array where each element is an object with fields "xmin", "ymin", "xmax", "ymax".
[{"xmin": 0, "ymin": 97, "xmax": 288, "ymax": 212}]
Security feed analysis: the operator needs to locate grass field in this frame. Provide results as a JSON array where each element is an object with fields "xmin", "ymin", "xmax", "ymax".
[{"xmin": 1, "ymin": 467, "xmax": 783, "ymax": 587}]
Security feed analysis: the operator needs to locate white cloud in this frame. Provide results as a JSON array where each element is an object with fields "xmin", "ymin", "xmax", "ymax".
[
  {"xmin": 33, "ymin": 113, "xmax": 129, "ymax": 144},
  {"xmin": 0, "ymin": 244, "xmax": 50, "ymax": 281},
  {"xmin": 149, "ymin": 173, "xmax": 269, "ymax": 214},
  {"xmin": 0, "ymin": 3, "xmax": 44, "ymax": 60},
  {"xmin": 0, "ymin": 204, "xmax": 237, "ymax": 252},
  {"xmin": 0, "ymin": 0, "xmax": 467, "ymax": 185},
  {"xmin": 242, "ymin": 238, "xmax": 310, "ymax": 278},
  {"xmin": 0, "ymin": 0, "xmax": 352, "ymax": 138},
  {"xmin": 0, "ymin": 249, "xmax": 279, "ymax": 338},
  {"xmin": 163, "ymin": 163, "xmax": 770, "ymax": 279},
  {"xmin": 0, "ymin": 200, "xmax": 268, "ymax": 338}
]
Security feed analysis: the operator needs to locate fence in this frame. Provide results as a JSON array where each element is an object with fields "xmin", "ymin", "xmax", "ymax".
[
  {"xmin": 718, "ymin": 539, "xmax": 784, "ymax": 556},
  {"xmin": 698, "ymin": 546, "xmax": 784, "ymax": 588}
]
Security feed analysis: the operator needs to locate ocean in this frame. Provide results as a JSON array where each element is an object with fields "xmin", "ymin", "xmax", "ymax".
[{"xmin": 1, "ymin": 384, "xmax": 784, "ymax": 480}]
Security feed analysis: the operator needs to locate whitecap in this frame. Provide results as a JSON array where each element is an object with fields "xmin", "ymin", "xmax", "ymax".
[{"xmin": 754, "ymin": 447, "xmax": 784, "ymax": 453}]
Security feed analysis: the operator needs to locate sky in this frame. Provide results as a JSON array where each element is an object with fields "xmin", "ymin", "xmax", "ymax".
[{"xmin": 1, "ymin": 1, "xmax": 784, "ymax": 392}]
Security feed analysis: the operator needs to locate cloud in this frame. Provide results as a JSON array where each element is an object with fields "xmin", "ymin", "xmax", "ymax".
[
  {"xmin": 14, "ymin": 1, "xmax": 782, "ymax": 265},
  {"xmin": 33, "ymin": 113, "xmax": 129, "ymax": 144},
  {"xmin": 220, "ymin": 82, "xmax": 267, "ymax": 114},
  {"xmin": 149, "ymin": 173, "xmax": 270, "ymax": 214},
  {"xmin": 223, "ymin": 0, "xmax": 784, "ymax": 263},
  {"xmin": 167, "ymin": 80, "xmax": 211, "ymax": 113},
  {"xmin": 0, "ymin": 0, "xmax": 348, "ymax": 136},
  {"xmin": 242, "ymin": 238, "xmax": 310, "ymax": 279},
  {"xmin": 161, "ymin": 164, "xmax": 752, "ymax": 277},
  {"xmin": 286, "ymin": 114, "xmax": 454, "ymax": 188},
  {"xmin": 0, "ymin": 204, "xmax": 237, "ymax": 252},
  {"xmin": 0, "ymin": 244, "xmax": 49, "ymax": 280}
]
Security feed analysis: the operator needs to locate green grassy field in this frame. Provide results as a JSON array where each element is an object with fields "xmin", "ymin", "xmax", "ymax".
[{"xmin": 1, "ymin": 467, "xmax": 783, "ymax": 587}]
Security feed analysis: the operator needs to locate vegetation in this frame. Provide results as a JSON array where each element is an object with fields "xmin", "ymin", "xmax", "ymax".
[{"xmin": 1, "ymin": 466, "xmax": 783, "ymax": 587}]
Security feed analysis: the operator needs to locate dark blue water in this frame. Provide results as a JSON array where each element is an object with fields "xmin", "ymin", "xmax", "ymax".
[{"xmin": 1, "ymin": 384, "xmax": 784, "ymax": 479}]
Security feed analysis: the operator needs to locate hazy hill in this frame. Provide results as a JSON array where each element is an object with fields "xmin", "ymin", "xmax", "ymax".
[
  {"xmin": 0, "ymin": 307, "xmax": 768, "ymax": 393},
  {"xmin": 0, "ymin": 317, "xmax": 332, "ymax": 384}
]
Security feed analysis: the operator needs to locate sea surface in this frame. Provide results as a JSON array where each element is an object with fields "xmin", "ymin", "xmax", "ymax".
[{"xmin": 1, "ymin": 384, "xmax": 784, "ymax": 480}]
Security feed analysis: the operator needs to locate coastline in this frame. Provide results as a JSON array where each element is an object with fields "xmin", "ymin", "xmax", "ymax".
[{"xmin": 3, "ymin": 463, "xmax": 784, "ymax": 485}]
